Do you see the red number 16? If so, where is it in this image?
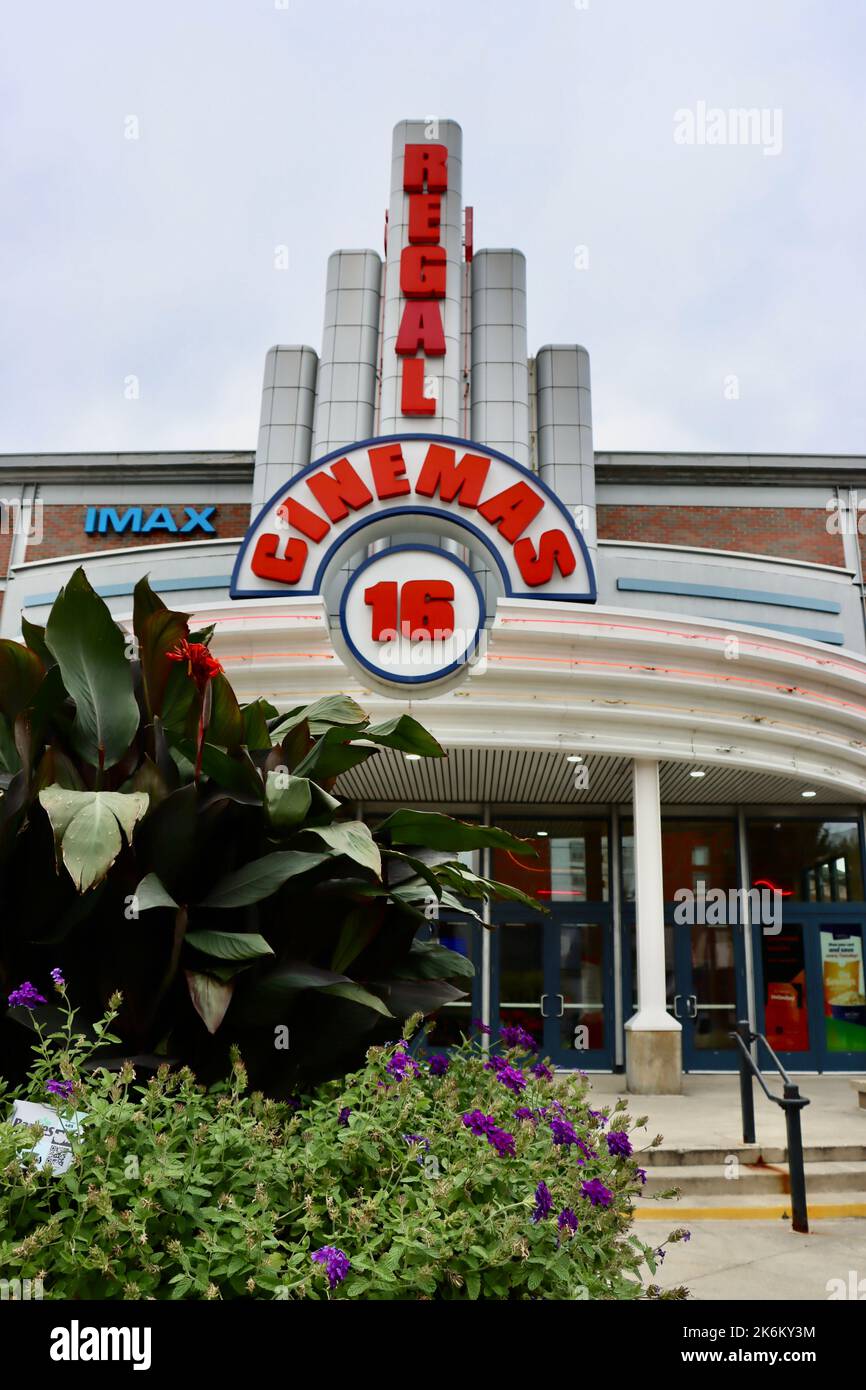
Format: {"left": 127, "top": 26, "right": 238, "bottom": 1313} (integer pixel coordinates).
{"left": 364, "top": 580, "right": 455, "bottom": 641}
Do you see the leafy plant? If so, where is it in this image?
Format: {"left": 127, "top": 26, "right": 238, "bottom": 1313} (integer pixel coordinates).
{"left": 0, "top": 985, "right": 689, "bottom": 1300}
{"left": 0, "top": 567, "right": 537, "bottom": 1091}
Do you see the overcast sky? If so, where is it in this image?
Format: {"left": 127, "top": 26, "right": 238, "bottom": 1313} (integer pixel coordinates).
{"left": 2, "top": 0, "right": 864, "bottom": 456}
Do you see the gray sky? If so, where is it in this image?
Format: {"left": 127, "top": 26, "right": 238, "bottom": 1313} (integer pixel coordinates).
{"left": 2, "top": 0, "right": 864, "bottom": 455}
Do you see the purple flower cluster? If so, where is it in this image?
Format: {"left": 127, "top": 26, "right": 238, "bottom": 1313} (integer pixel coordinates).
{"left": 50, "top": 967, "right": 65, "bottom": 990}
{"left": 499, "top": 1024, "right": 537, "bottom": 1052}
{"left": 530, "top": 1061, "right": 553, "bottom": 1082}
{"left": 8, "top": 981, "right": 46, "bottom": 1010}
{"left": 471, "top": 1018, "right": 492, "bottom": 1036}
{"left": 402, "top": 1133, "right": 430, "bottom": 1164}
{"left": 606, "top": 1129, "right": 633, "bottom": 1159}
{"left": 483, "top": 1056, "right": 527, "bottom": 1095}
{"left": 46, "top": 1079, "right": 73, "bottom": 1099}
{"left": 311, "top": 1245, "right": 351, "bottom": 1289}
{"left": 549, "top": 1116, "right": 598, "bottom": 1164}
{"left": 386, "top": 1049, "right": 419, "bottom": 1082}
{"left": 461, "top": 1110, "right": 516, "bottom": 1158}
{"left": 513, "top": 1107, "right": 536, "bottom": 1123}
{"left": 531, "top": 1180, "right": 553, "bottom": 1223}
{"left": 428, "top": 1054, "right": 450, "bottom": 1076}
{"left": 558, "top": 1207, "right": 578, "bottom": 1233}
{"left": 338, "top": 1107, "right": 352, "bottom": 1127}
{"left": 581, "top": 1178, "right": 614, "bottom": 1208}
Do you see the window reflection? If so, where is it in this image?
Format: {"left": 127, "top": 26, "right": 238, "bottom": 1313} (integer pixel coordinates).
{"left": 747, "top": 820, "right": 864, "bottom": 902}
{"left": 491, "top": 819, "right": 609, "bottom": 902}
{"left": 621, "top": 819, "right": 737, "bottom": 901}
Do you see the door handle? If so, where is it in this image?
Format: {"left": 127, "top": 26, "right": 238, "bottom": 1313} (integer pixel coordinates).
{"left": 555, "top": 994, "right": 565, "bottom": 1018}
{"left": 540, "top": 993, "right": 549, "bottom": 1018}
{"left": 672, "top": 993, "right": 682, "bottom": 1018}
{"left": 687, "top": 995, "right": 698, "bottom": 1019}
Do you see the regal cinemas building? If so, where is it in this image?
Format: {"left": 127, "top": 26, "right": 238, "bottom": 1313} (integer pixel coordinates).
{"left": 3, "top": 120, "right": 866, "bottom": 1091}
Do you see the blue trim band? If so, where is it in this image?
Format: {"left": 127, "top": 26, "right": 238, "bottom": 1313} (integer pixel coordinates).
{"left": 725, "top": 618, "right": 844, "bottom": 646}
{"left": 22, "top": 574, "right": 231, "bottom": 608}
{"left": 616, "top": 576, "right": 841, "bottom": 614}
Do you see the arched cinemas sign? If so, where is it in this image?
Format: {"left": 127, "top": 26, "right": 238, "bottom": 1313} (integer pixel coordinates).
{"left": 231, "top": 434, "right": 596, "bottom": 689}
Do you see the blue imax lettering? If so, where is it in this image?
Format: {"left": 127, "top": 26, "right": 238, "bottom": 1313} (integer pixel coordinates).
{"left": 85, "top": 505, "right": 216, "bottom": 535}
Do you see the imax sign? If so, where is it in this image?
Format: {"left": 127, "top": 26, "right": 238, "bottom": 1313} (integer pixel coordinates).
{"left": 84, "top": 506, "right": 216, "bottom": 536}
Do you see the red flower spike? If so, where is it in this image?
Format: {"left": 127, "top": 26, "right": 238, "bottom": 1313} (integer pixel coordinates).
{"left": 167, "top": 639, "right": 223, "bottom": 691}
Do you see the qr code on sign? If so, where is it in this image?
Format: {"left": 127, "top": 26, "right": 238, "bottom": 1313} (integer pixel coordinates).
{"left": 46, "top": 1143, "right": 70, "bottom": 1170}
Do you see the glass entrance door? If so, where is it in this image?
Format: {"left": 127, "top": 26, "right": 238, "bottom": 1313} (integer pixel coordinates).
{"left": 491, "top": 912, "right": 613, "bottom": 1068}
{"left": 747, "top": 817, "right": 866, "bottom": 1072}
{"left": 755, "top": 913, "right": 866, "bottom": 1071}
{"left": 672, "top": 918, "right": 743, "bottom": 1069}
{"left": 488, "top": 817, "right": 613, "bottom": 1069}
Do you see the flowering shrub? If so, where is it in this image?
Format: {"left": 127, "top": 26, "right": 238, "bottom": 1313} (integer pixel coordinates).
{"left": 0, "top": 985, "right": 688, "bottom": 1301}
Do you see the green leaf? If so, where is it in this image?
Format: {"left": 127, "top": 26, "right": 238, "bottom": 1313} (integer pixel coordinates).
{"left": 21, "top": 617, "right": 55, "bottom": 667}
{"left": 292, "top": 725, "right": 378, "bottom": 782}
{"left": 184, "top": 929, "right": 274, "bottom": 962}
{"left": 206, "top": 673, "right": 244, "bottom": 749}
{"left": 44, "top": 567, "right": 139, "bottom": 769}
{"left": 133, "top": 872, "right": 180, "bottom": 912}
{"left": 364, "top": 714, "right": 444, "bottom": 758}
{"left": 433, "top": 861, "right": 543, "bottom": 911}
{"left": 330, "top": 906, "right": 382, "bottom": 974}
{"left": 318, "top": 981, "right": 393, "bottom": 1018}
{"left": 185, "top": 970, "right": 234, "bottom": 1034}
{"left": 39, "top": 786, "right": 149, "bottom": 892}
{"left": 132, "top": 577, "right": 190, "bottom": 725}
{"left": 271, "top": 694, "right": 368, "bottom": 740}
{"left": 303, "top": 820, "right": 381, "bottom": 876}
{"left": 392, "top": 939, "right": 475, "bottom": 981}
{"left": 265, "top": 771, "right": 312, "bottom": 831}
{"left": 376, "top": 809, "right": 536, "bottom": 854}
{"left": 200, "top": 850, "right": 327, "bottom": 908}
{"left": 242, "top": 698, "right": 276, "bottom": 750}
{"left": 0, "top": 639, "right": 44, "bottom": 720}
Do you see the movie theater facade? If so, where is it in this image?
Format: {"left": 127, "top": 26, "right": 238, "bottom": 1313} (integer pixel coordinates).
{"left": 4, "top": 120, "right": 866, "bottom": 1091}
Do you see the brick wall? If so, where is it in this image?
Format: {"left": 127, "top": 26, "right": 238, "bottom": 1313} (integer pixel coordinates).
{"left": 597, "top": 505, "right": 844, "bottom": 566}
{"left": 25, "top": 504, "right": 249, "bottom": 562}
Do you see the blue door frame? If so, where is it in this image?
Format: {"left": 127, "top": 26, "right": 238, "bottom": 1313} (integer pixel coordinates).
{"left": 752, "top": 905, "right": 866, "bottom": 1072}
{"left": 620, "top": 902, "right": 751, "bottom": 1072}
{"left": 489, "top": 904, "right": 615, "bottom": 1069}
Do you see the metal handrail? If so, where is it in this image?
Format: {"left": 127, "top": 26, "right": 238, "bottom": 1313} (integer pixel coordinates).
{"left": 729, "top": 1019, "right": 811, "bottom": 1234}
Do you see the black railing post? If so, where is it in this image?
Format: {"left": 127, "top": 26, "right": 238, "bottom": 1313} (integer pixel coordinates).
{"left": 736, "top": 1019, "right": 756, "bottom": 1144}
{"left": 784, "top": 1083, "right": 809, "bottom": 1234}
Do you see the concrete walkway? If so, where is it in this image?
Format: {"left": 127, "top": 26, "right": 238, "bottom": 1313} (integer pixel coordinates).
{"left": 634, "top": 1217, "right": 865, "bottom": 1300}
{"left": 580, "top": 1074, "right": 866, "bottom": 1300}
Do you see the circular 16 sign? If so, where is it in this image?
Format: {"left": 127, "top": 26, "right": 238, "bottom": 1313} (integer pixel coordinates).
{"left": 339, "top": 545, "right": 486, "bottom": 686}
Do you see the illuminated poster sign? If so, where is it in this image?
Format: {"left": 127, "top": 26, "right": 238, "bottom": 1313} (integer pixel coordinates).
{"left": 821, "top": 930, "right": 866, "bottom": 1052}
{"left": 231, "top": 434, "right": 596, "bottom": 690}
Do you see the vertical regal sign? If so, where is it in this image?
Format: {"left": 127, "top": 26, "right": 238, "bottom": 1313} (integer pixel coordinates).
{"left": 398, "top": 143, "right": 448, "bottom": 417}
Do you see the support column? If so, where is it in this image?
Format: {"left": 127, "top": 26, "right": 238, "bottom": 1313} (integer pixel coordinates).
{"left": 625, "top": 758, "right": 682, "bottom": 1094}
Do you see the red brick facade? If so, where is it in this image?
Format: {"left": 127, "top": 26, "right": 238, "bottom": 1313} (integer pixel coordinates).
{"left": 24, "top": 504, "right": 249, "bottom": 563}
{"left": 597, "top": 505, "right": 844, "bottom": 566}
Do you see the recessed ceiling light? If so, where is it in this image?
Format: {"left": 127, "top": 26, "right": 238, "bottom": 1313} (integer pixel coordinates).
{"left": 565, "top": 754, "right": 583, "bottom": 764}
{"left": 690, "top": 769, "right": 706, "bottom": 779}
{"left": 801, "top": 789, "right": 817, "bottom": 798}
{"left": 404, "top": 753, "right": 422, "bottom": 762}
{"left": 537, "top": 830, "right": 549, "bottom": 837}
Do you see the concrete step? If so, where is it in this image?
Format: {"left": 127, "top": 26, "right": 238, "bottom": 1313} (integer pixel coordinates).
{"left": 644, "top": 1160, "right": 866, "bottom": 1196}
{"left": 642, "top": 1142, "right": 866, "bottom": 1167}
{"left": 635, "top": 1189, "right": 866, "bottom": 1218}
